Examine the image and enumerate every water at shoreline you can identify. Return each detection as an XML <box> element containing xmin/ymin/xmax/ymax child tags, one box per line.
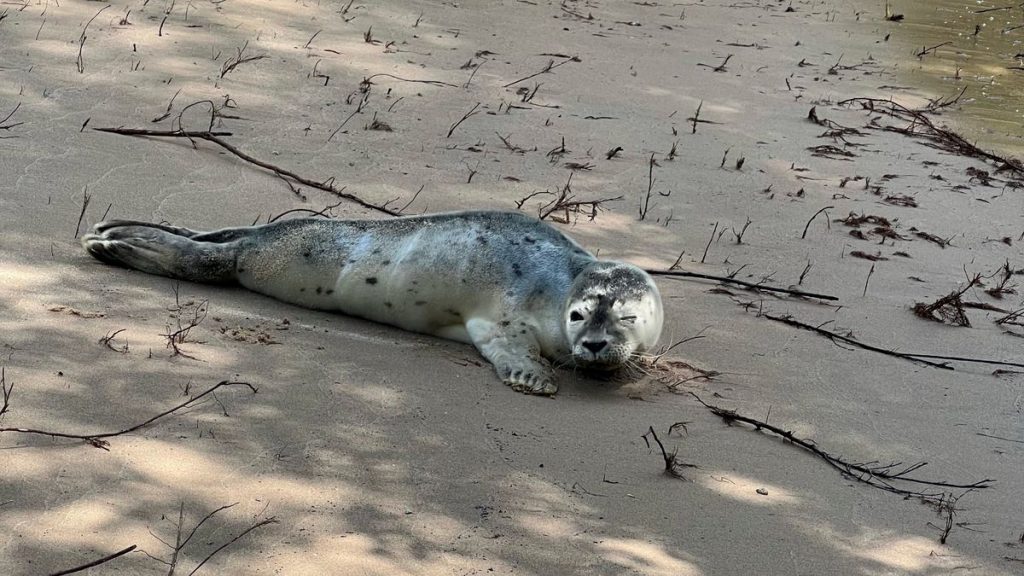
<box><xmin>864</xmin><ymin>0</ymin><xmax>1024</xmax><ymax>158</ymax></box>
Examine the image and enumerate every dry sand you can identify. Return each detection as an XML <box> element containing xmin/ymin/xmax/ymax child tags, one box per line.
<box><xmin>1</xmin><ymin>1</ymin><xmax>1023</xmax><ymax>574</ymax></box>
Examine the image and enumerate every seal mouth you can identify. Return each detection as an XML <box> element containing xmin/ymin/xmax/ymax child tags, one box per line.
<box><xmin>572</xmin><ymin>352</ymin><xmax>630</xmax><ymax>371</ymax></box>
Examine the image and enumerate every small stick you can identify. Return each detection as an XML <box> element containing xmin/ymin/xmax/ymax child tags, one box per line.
<box><xmin>1</xmin><ymin>368</ymin><xmax>12</xmax><ymax>418</ymax></box>
<box><xmin>700</xmin><ymin>222</ymin><xmax>718</xmax><ymax>264</ymax></box>
<box><xmin>798</xmin><ymin>260</ymin><xmax>812</xmax><ymax>285</ymax></box>
<box><xmin>863</xmin><ymin>263</ymin><xmax>875</xmax><ymax>297</ymax></box>
<box><xmin>0</xmin><ymin>380</ymin><xmax>257</xmax><ymax>449</ymax></box>
<box><xmin>648</xmin><ymin>269</ymin><xmax>839</xmax><ymax>301</ymax></box>
<box><xmin>363</xmin><ymin>73</ymin><xmax>458</xmax><ymax>87</ymax></box>
<box><xmin>801</xmin><ymin>205</ymin><xmax>833</xmax><ymax>239</ymax></box>
<box><xmin>0</xmin><ymin>102</ymin><xmax>23</xmax><ymax>131</ymax></box>
<box><xmin>463</xmin><ymin>59</ymin><xmax>484</xmax><ymax>89</ymax></box>
<box><xmin>758</xmin><ymin>312</ymin><xmax>952</xmax><ymax>368</ymax></box>
<box><xmin>186</xmin><ymin>517</ymin><xmax>278</xmax><ymax>576</ymax></box>
<box><xmin>48</xmin><ymin>545</ymin><xmax>137</xmax><ymax>576</ymax></box>
<box><xmin>267</xmin><ymin>200</ymin><xmax>345</xmax><ymax>223</ymax></box>
<box><xmin>74</xmin><ymin>187</ymin><xmax>92</xmax><ymax>239</ymax></box>
<box><xmin>668</xmin><ymin>249</ymin><xmax>686</xmax><ymax>271</ymax></box>
<box><xmin>220</xmin><ymin>40</ymin><xmax>267</xmax><ymax>79</ymax></box>
<box><xmin>696</xmin><ymin>53</ymin><xmax>733</xmax><ymax>72</ymax></box>
<box><xmin>690</xmin><ymin>393</ymin><xmax>993</xmax><ymax>502</ymax></box>
<box><xmin>638</xmin><ymin>153</ymin><xmax>657</xmax><ymax>220</ymax></box>
<box><xmin>99</xmin><ymin>328</ymin><xmax>129</xmax><ymax>353</ymax></box>
<box><xmin>890</xmin><ymin>353</ymin><xmax>1024</xmax><ymax>370</ymax></box>
<box><xmin>151</xmin><ymin>89</ymin><xmax>182</xmax><ymax>123</ymax></box>
<box><xmin>730</xmin><ymin>218</ymin><xmax>752</xmax><ymax>244</ymax></box>
<box><xmin>303</xmin><ymin>29</ymin><xmax>321</xmax><ymax>49</ymax></box>
<box><xmin>76</xmin><ymin>5</ymin><xmax>110</xmax><ymax>74</ymax></box>
<box><xmin>93</xmin><ymin>127</ymin><xmax>400</xmax><ymax>216</ymax></box>
<box><xmin>503</xmin><ymin>55</ymin><xmax>579</xmax><ymax>88</ymax></box>
<box><xmin>398</xmin><ymin>184</ymin><xmax>425</xmax><ymax>213</ymax></box>
<box><xmin>916</xmin><ymin>41</ymin><xmax>952</xmax><ymax>58</ymax></box>
<box><xmin>328</xmin><ymin>100</ymin><xmax>365</xmax><ymax>142</ymax></box>
<box><xmin>641</xmin><ymin>426</ymin><xmax>693</xmax><ymax>479</ymax></box>
<box><xmin>690</xmin><ymin>100</ymin><xmax>702</xmax><ymax>134</ymax></box>
<box><xmin>447</xmin><ymin>102</ymin><xmax>480</xmax><ymax>138</ymax></box>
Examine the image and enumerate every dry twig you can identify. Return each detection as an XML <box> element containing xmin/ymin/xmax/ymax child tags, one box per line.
<box><xmin>913</xmin><ymin>276</ymin><xmax>980</xmax><ymax>327</ymax></box>
<box><xmin>648</xmin><ymin>269</ymin><xmax>838</xmax><ymax>301</ymax></box>
<box><xmin>690</xmin><ymin>393</ymin><xmax>993</xmax><ymax>503</ymax></box>
<box><xmin>447</xmin><ymin>102</ymin><xmax>480</xmax><ymax>138</ymax></box>
<box><xmin>220</xmin><ymin>40</ymin><xmax>267</xmax><ymax>79</ymax></box>
<box><xmin>93</xmin><ymin>126</ymin><xmax>400</xmax><ymax>216</ymax></box>
<box><xmin>0</xmin><ymin>380</ymin><xmax>256</xmax><ymax>449</ymax></box>
<box><xmin>839</xmin><ymin>95</ymin><xmax>1024</xmax><ymax>180</ymax></box>
<box><xmin>503</xmin><ymin>55</ymin><xmax>580</xmax><ymax>88</ymax></box>
<box><xmin>49</xmin><ymin>545</ymin><xmax>138</xmax><ymax>576</ymax></box>
<box><xmin>74</xmin><ymin>187</ymin><xmax>92</xmax><ymax>239</ymax></box>
<box><xmin>145</xmin><ymin>501</ymin><xmax>277</xmax><ymax>575</ymax></box>
<box><xmin>641</xmin><ymin>426</ymin><xmax>694</xmax><ymax>479</ymax></box>
<box><xmin>801</xmin><ymin>205</ymin><xmax>833</xmax><ymax>239</ymax></box>
<box><xmin>77</xmin><ymin>5</ymin><xmax>109</xmax><ymax>74</ymax></box>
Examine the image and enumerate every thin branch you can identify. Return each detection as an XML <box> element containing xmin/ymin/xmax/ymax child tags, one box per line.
<box><xmin>267</xmin><ymin>200</ymin><xmax>344</xmax><ymax>223</ymax></box>
<box><xmin>690</xmin><ymin>393</ymin><xmax>993</xmax><ymax>502</ymax></box>
<box><xmin>398</xmin><ymin>184</ymin><xmax>425</xmax><ymax>213</ymax></box>
<box><xmin>764</xmin><ymin>311</ymin><xmax>1024</xmax><ymax>370</ymax></box>
<box><xmin>892</xmin><ymin>352</ymin><xmax>1024</xmax><ymax>370</ymax></box>
<box><xmin>649</xmin><ymin>269</ymin><xmax>839</xmax><ymax>301</ymax></box>
<box><xmin>801</xmin><ymin>205</ymin><xmax>833</xmax><ymax>239</ymax></box>
<box><xmin>93</xmin><ymin>127</ymin><xmax>400</xmax><ymax>216</ymax></box>
<box><xmin>48</xmin><ymin>545</ymin><xmax>137</xmax><ymax>576</ymax></box>
<box><xmin>76</xmin><ymin>5</ymin><xmax>110</xmax><ymax>74</ymax></box>
<box><xmin>220</xmin><ymin>40</ymin><xmax>267</xmax><ymax>79</ymax></box>
<box><xmin>186</xmin><ymin>516</ymin><xmax>278</xmax><ymax>575</ymax></box>
<box><xmin>503</xmin><ymin>55</ymin><xmax>579</xmax><ymax>88</ymax></box>
<box><xmin>180</xmin><ymin>503</ymin><xmax>237</xmax><ymax>552</ymax></box>
<box><xmin>696</xmin><ymin>53</ymin><xmax>733</xmax><ymax>72</ymax></box>
<box><xmin>838</xmin><ymin>96</ymin><xmax>1024</xmax><ymax>179</ymax></box>
<box><xmin>0</xmin><ymin>380</ymin><xmax>257</xmax><ymax>449</ymax></box>
<box><xmin>0</xmin><ymin>368</ymin><xmax>12</xmax><ymax>421</ymax></box>
<box><xmin>641</xmin><ymin>426</ymin><xmax>694</xmax><ymax>479</ymax></box>
<box><xmin>638</xmin><ymin>153</ymin><xmax>658</xmax><ymax>221</ymax></box>
<box><xmin>302</xmin><ymin>29</ymin><xmax>321</xmax><ymax>49</ymax></box>
<box><xmin>446</xmin><ymin>102</ymin><xmax>481</xmax><ymax>138</ymax></box>
<box><xmin>700</xmin><ymin>222</ymin><xmax>719</xmax><ymax>264</ymax></box>
<box><xmin>0</xmin><ymin>102</ymin><xmax>23</xmax><ymax>131</ymax></box>
<box><xmin>363</xmin><ymin>73</ymin><xmax>458</xmax><ymax>88</ymax></box>
<box><xmin>74</xmin><ymin>187</ymin><xmax>92</xmax><ymax>239</ymax></box>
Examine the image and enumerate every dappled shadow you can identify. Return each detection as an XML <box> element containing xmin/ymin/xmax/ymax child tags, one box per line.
<box><xmin>2</xmin><ymin>0</ymin><xmax>1023</xmax><ymax>574</ymax></box>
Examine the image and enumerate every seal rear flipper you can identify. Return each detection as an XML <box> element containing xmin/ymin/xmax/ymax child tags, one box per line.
<box><xmin>90</xmin><ymin>220</ymin><xmax>202</xmax><ymax>238</ymax></box>
<box><xmin>82</xmin><ymin>222</ymin><xmax>240</xmax><ymax>284</ymax></box>
<box><xmin>465</xmin><ymin>318</ymin><xmax>557</xmax><ymax>395</ymax></box>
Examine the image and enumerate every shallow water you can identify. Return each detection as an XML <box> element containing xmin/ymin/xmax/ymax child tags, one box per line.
<box><xmin>872</xmin><ymin>0</ymin><xmax>1024</xmax><ymax>156</ymax></box>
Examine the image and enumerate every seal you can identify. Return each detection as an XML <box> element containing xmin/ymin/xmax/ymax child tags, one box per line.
<box><xmin>81</xmin><ymin>211</ymin><xmax>663</xmax><ymax>395</ymax></box>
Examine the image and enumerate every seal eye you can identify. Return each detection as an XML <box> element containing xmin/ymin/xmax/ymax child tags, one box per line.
<box><xmin>621</xmin><ymin>315</ymin><xmax>637</xmax><ymax>324</ymax></box>
<box><xmin>570</xmin><ymin>311</ymin><xmax>584</xmax><ymax>322</ymax></box>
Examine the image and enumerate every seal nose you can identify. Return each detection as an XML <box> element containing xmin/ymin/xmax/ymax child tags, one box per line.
<box><xmin>582</xmin><ymin>340</ymin><xmax>608</xmax><ymax>355</ymax></box>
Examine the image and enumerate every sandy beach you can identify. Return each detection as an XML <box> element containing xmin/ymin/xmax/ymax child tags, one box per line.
<box><xmin>1</xmin><ymin>1</ymin><xmax>1023</xmax><ymax>574</ymax></box>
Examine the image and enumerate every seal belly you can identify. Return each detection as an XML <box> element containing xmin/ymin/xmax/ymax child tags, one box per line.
<box><xmin>328</xmin><ymin>229</ymin><xmax>493</xmax><ymax>337</ymax></box>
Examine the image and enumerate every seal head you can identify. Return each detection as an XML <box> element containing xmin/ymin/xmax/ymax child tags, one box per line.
<box><xmin>564</xmin><ymin>262</ymin><xmax>663</xmax><ymax>368</ymax></box>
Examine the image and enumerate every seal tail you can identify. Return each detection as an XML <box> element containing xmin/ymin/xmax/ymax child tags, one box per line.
<box><xmin>81</xmin><ymin>220</ymin><xmax>242</xmax><ymax>284</ymax></box>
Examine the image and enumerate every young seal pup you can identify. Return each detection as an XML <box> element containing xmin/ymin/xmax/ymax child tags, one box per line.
<box><xmin>82</xmin><ymin>211</ymin><xmax>663</xmax><ymax>395</ymax></box>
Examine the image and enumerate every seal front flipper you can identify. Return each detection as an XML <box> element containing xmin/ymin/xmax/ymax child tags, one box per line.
<box><xmin>466</xmin><ymin>318</ymin><xmax>557</xmax><ymax>396</ymax></box>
